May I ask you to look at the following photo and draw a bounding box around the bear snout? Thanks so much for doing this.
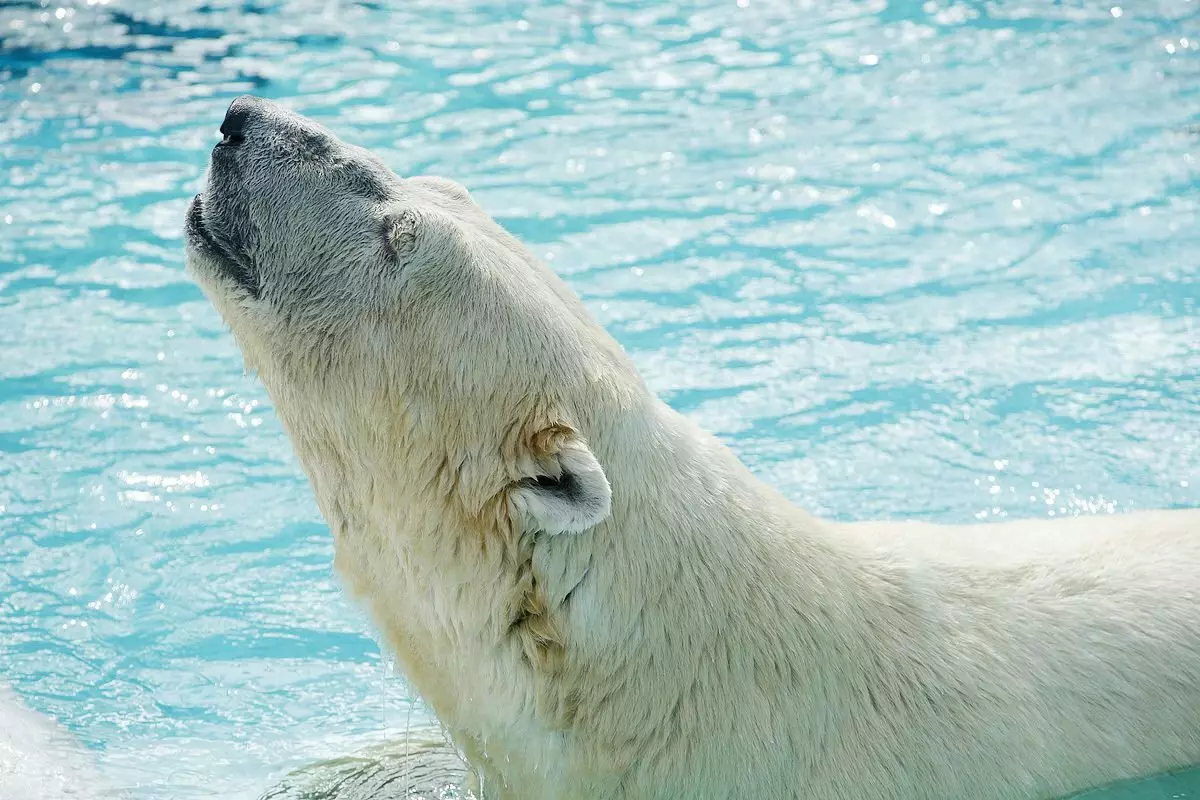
[219,94,258,145]
[211,94,336,166]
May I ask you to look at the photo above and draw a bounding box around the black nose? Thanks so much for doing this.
[219,95,262,143]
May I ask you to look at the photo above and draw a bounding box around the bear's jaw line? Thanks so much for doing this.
[185,193,260,298]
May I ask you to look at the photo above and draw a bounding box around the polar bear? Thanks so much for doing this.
[187,95,1200,800]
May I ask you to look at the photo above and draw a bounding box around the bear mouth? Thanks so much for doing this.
[185,194,260,298]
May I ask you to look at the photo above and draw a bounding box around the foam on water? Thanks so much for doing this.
[1,0,1197,797]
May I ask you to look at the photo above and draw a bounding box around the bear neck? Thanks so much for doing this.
[516,397,925,765]
[275,376,940,790]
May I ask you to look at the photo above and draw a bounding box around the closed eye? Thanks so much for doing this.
[382,209,419,261]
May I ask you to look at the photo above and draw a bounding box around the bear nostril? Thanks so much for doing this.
[219,95,260,147]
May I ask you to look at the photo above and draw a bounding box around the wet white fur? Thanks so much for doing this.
[187,98,1200,800]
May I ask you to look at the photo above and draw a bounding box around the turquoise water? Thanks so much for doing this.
[1,0,1198,797]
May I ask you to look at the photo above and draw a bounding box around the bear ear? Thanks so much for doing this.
[510,434,611,535]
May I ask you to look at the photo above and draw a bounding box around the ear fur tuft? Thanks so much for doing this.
[510,433,610,535]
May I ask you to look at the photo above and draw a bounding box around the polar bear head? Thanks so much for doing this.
[185,96,641,543]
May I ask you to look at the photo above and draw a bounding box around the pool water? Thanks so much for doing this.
[1,0,1197,797]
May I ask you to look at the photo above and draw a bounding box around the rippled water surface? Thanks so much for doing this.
[2,0,1198,797]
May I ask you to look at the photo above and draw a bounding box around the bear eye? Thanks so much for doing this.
[381,209,419,261]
